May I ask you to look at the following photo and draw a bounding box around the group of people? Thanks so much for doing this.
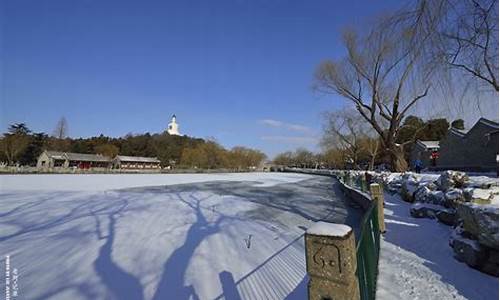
[413,151,438,173]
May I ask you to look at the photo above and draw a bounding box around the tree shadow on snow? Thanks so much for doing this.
[1,176,363,300]
[127,177,363,235]
[123,176,363,299]
[0,191,152,300]
[91,200,144,300]
[151,192,225,300]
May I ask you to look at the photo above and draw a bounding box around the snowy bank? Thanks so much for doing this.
[343,170,499,277]
[377,192,498,300]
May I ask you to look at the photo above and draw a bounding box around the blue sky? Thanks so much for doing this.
[3,0,494,158]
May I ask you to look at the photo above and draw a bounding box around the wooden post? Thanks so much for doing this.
[305,222,360,300]
[370,183,386,233]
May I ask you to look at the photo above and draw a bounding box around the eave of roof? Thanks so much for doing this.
[479,118,499,129]
[449,128,466,136]
[64,152,111,162]
[115,155,161,163]
[416,140,440,149]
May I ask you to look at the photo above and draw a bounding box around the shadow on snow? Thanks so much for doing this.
[1,176,363,300]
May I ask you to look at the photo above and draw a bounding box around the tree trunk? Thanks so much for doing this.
[369,155,376,171]
[380,135,408,172]
[389,146,408,172]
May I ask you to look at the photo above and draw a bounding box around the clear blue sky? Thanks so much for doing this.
[2,0,412,158]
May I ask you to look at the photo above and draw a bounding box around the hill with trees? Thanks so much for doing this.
[0,123,266,170]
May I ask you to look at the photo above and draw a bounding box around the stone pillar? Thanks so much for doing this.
[370,183,386,233]
[360,176,367,192]
[305,222,360,300]
[346,174,352,187]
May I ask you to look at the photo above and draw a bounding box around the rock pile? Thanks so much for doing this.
[345,170,499,277]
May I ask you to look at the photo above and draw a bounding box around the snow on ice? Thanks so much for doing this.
[0,173,361,300]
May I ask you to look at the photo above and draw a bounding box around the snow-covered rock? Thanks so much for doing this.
[413,185,445,205]
[400,173,419,202]
[450,233,486,267]
[444,188,465,208]
[410,203,443,219]
[449,225,499,276]
[457,203,499,249]
[463,188,495,204]
[436,209,458,226]
[466,176,499,189]
[435,170,469,191]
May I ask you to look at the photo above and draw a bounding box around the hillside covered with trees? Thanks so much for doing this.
[0,123,266,170]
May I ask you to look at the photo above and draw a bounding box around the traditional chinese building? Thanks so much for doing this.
[112,155,161,169]
[410,140,440,168]
[437,118,498,172]
[37,151,112,169]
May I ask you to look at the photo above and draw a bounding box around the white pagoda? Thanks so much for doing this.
[167,114,180,135]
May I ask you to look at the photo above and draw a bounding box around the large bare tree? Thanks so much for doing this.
[315,6,438,171]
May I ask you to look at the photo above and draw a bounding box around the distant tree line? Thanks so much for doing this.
[273,115,462,170]
[273,148,322,169]
[0,122,266,170]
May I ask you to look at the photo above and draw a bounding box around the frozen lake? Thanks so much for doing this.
[0,173,361,300]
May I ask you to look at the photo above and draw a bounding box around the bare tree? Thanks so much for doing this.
[321,109,368,168]
[438,0,498,91]
[359,137,380,171]
[53,117,68,139]
[315,7,438,171]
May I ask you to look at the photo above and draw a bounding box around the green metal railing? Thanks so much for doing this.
[355,200,381,300]
[338,172,381,300]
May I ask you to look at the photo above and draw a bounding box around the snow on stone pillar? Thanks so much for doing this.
[305,222,360,300]
[370,183,386,233]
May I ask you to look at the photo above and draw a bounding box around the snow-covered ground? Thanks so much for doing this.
[0,173,362,300]
[377,192,499,300]
[0,172,326,191]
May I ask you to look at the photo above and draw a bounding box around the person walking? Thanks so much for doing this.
[414,158,423,174]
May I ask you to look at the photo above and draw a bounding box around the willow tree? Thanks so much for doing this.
[438,0,498,91]
[315,5,438,171]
